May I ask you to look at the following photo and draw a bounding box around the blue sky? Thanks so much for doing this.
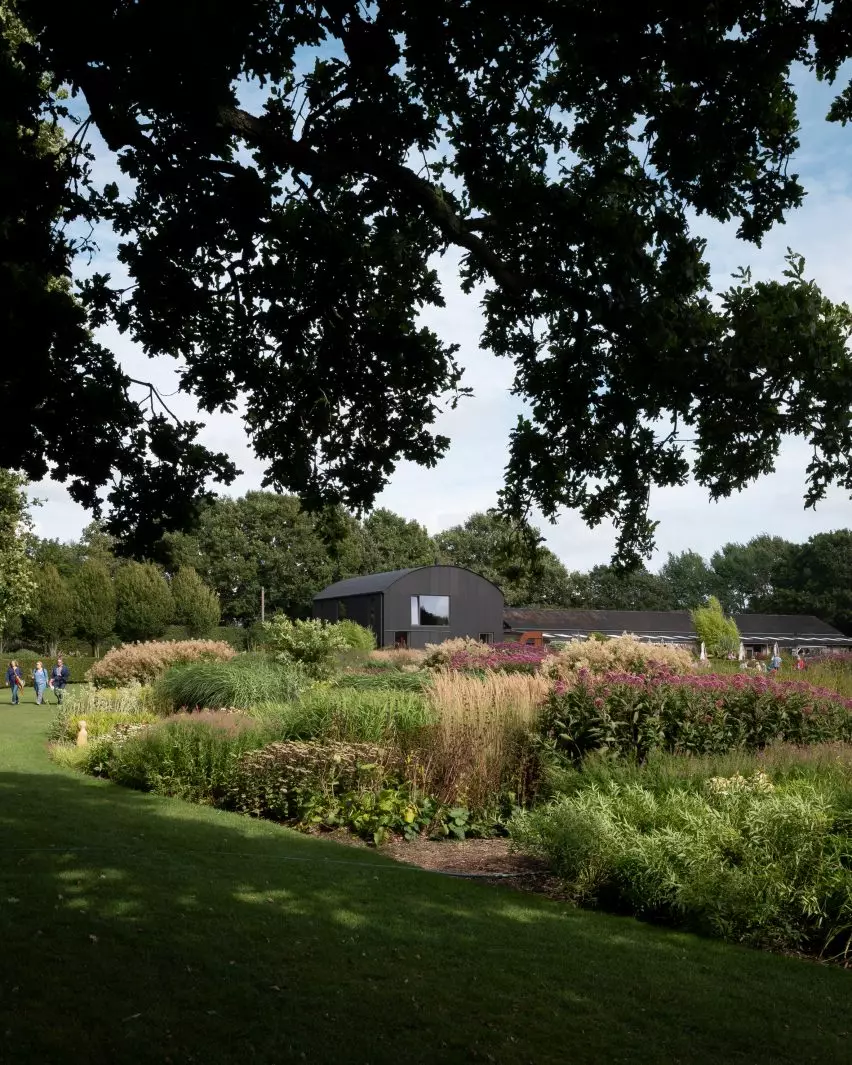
[33,61,852,569]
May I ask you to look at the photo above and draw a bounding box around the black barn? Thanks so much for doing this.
[313,566,504,649]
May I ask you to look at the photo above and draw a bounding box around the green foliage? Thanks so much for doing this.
[26,562,75,653]
[334,619,376,652]
[294,687,433,743]
[567,565,675,611]
[94,719,271,803]
[361,509,437,572]
[691,596,740,657]
[0,470,36,632]
[511,768,852,957]
[541,672,852,763]
[170,566,220,637]
[658,551,718,610]
[155,655,306,711]
[767,530,852,635]
[114,562,174,642]
[72,560,116,655]
[435,512,575,606]
[264,616,349,678]
[163,493,365,623]
[6,9,852,563]
[335,670,428,693]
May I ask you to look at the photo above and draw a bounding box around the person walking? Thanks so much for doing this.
[769,651,782,673]
[50,657,70,705]
[32,660,49,704]
[5,660,23,705]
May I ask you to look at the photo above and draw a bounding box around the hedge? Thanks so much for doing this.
[8,656,97,685]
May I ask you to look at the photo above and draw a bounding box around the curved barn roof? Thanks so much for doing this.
[314,565,505,601]
[313,568,417,600]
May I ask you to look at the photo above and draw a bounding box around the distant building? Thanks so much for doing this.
[313,566,504,649]
[503,608,852,655]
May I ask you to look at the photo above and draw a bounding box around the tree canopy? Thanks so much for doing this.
[3,2,852,560]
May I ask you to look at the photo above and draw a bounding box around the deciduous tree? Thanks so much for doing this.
[0,469,36,635]
[171,566,221,637]
[28,562,74,654]
[361,510,437,573]
[435,512,575,607]
[114,562,173,642]
[73,559,116,656]
[4,4,852,559]
[658,551,718,610]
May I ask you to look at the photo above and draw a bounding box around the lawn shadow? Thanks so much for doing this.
[0,768,849,1065]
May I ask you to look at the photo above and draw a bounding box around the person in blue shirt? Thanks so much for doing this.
[50,658,70,704]
[32,660,49,704]
[5,660,22,704]
[769,652,782,673]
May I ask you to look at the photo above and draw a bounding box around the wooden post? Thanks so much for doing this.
[260,586,265,624]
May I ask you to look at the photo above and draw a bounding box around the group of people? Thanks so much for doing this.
[5,658,70,705]
[738,652,806,674]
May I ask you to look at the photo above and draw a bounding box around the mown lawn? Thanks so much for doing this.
[1,703,850,1065]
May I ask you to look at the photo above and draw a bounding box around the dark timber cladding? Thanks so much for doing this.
[313,566,504,649]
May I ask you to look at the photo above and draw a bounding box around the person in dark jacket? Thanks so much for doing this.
[5,660,22,705]
[50,657,70,704]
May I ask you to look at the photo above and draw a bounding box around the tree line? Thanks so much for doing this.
[8,490,850,652]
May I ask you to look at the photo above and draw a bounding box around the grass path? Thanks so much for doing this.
[1,701,850,1064]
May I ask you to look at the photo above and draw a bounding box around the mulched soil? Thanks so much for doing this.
[379,837,571,901]
[304,827,570,900]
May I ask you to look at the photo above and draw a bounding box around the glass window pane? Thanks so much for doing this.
[410,596,419,627]
[418,595,449,626]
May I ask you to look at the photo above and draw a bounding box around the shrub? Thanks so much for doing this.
[544,634,694,679]
[263,616,348,678]
[510,772,852,958]
[691,596,740,658]
[93,718,272,802]
[154,655,305,710]
[335,619,376,652]
[87,639,236,687]
[226,740,427,843]
[541,671,852,763]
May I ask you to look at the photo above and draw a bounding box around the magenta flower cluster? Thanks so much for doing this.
[543,669,852,761]
[448,642,550,674]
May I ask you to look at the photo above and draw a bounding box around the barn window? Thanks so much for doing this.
[337,600,347,620]
[410,595,450,626]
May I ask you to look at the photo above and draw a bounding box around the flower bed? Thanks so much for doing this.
[446,642,550,674]
[542,670,852,760]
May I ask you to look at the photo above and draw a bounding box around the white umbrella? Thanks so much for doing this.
[738,642,745,661]
[699,641,707,662]
[773,642,779,658]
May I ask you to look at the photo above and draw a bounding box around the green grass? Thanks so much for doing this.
[1,703,851,1064]
[154,654,304,710]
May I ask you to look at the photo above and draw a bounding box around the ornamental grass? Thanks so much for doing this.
[87,639,236,687]
[417,670,548,810]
